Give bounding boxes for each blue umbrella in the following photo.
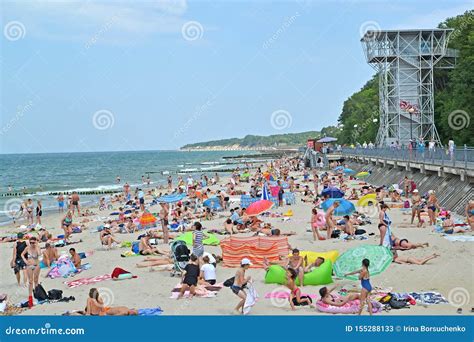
[203,197,222,210]
[333,166,344,171]
[261,183,270,200]
[321,198,355,216]
[321,187,345,198]
[156,193,186,203]
[343,168,355,174]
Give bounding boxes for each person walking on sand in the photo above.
[21,236,41,308]
[192,222,205,264]
[345,258,373,315]
[231,258,252,315]
[25,199,34,225]
[426,190,440,226]
[159,203,170,244]
[71,192,80,216]
[325,201,339,239]
[57,193,65,213]
[35,200,42,225]
[410,189,423,227]
[403,176,411,198]
[11,233,28,287]
[311,208,325,241]
[313,173,319,195]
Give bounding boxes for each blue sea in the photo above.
[0,150,255,225]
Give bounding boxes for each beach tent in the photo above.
[156,193,186,203]
[139,212,157,229]
[321,187,345,198]
[203,197,222,210]
[333,245,392,280]
[321,198,355,216]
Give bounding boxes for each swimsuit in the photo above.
[231,285,242,295]
[445,229,454,234]
[361,278,372,292]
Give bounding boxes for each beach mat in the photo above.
[65,274,111,288]
[138,307,163,316]
[174,232,220,246]
[443,235,474,242]
[264,291,317,299]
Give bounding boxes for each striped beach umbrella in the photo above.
[139,212,157,229]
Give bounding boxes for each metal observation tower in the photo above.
[361,29,457,147]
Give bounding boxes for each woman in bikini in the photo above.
[426,190,440,226]
[62,211,73,242]
[25,199,34,225]
[286,268,314,310]
[345,258,373,315]
[311,208,325,241]
[410,189,423,227]
[21,236,41,307]
[465,200,474,230]
[442,213,468,234]
[86,288,137,316]
[391,234,429,250]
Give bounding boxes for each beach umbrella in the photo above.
[260,183,270,200]
[321,187,345,198]
[343,168,355,174]
[139,212,157,229]
[156,193,186,203]
[321,198,355,216]
[357,193,377,207]
[203,197,222,210]
[246,199,274,216]
[333,245,393,280]
[333,166,344,171]
[356,171,370,179]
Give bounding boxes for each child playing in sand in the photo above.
[286,268,314,310]
[177,254,200,299]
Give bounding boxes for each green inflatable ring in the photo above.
[264,260,333,286]
[175,231,220,246]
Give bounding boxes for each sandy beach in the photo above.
[1,164,473,316]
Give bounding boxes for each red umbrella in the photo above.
[246,199,274,216]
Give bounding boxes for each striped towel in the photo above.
[221,236,289,268]
[65,274,111,288]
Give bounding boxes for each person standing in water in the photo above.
[345,258,373,315]
[57,193,65,213]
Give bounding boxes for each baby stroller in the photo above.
[170,240,190,277]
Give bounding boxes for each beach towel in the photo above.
[47,255,77,279]
[243,282,258,315]
[138,307,163,316]
[444,235,474,242]
[407,292,448,305]
[65,274,111,288]
[220,236,289,268]
[264,291,317,299]
[171,284,223,292]
[174,231,220,246]
[169,283,219,298]
[120,251,139,257]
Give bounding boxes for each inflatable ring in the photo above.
[316,297,382,314]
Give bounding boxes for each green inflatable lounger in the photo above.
[265,260,333,286]
[174,231,220,246]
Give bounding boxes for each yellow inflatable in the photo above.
[289,250,339,265]
[283,209,293,217]
[357,194,377,207]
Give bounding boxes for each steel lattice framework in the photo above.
[361,29,457,147]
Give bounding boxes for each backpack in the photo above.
[389,297,409,309]
[223,277,235,287]
[131,241,140,254]
[33,284,48,301]
[47,289,63,300]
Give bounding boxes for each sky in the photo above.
[1,0,472,153]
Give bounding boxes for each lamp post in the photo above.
[408,107,415,143]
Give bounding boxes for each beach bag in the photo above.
[132,241,140,254]
[331,230,341,239]
[389,297,409,309]
[33,284,48,301]
[404,200,410,209]
[48,289,63,300]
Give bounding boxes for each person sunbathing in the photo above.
[139,233,167,255]
[255,225,296,237]
[393,251,440,265]
[442,214,469,234]
[86,288,137,316]
[319,285,360,306]
[100,227,120,248]
[136,256,173,268]
[303,256,325,273]
[224,218,238,234]
[42,243,59,267]
[391,235,429,250]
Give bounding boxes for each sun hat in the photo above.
[241,258,252,266]
[413,189,419,193]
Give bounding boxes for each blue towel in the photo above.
[138,307,163,316]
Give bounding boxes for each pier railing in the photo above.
[340,145,474,170]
